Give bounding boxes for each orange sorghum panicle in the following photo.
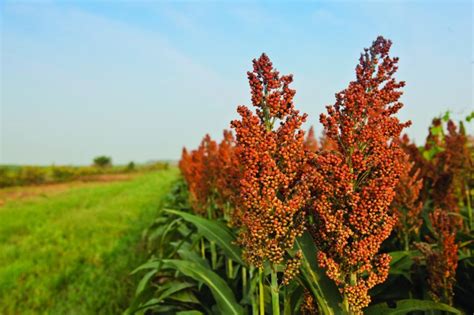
[421,119,468,228]
[231,54,309,276]
[420,118,468,215]
[410,119,464,305]
[319,129,338,152]
[282,250,303,285]
[308,36,411,313]
[304,126,319,152]
[214,130,241,220]
[179,134,219,216]
[391,135,424,249]
[416,208,458,305]
[300,289,319,315]
[179,132,241,220]
[432,120,472,218]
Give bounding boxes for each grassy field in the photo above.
[0,168,178,314]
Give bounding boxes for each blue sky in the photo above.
[1,0,472,165]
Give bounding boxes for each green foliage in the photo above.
[129,171,471,314]
[50,166,78,182]
[423,109,473,162]
[74,166,103,177]
[0,167,16,188]
[0,161,165,189]
[127,161,136,172]
[17,166,47,185]
[0,169,179,314]
[442,110,451,122]
[144,161,170,171]
[93,155,112,168]
[161,259,244,314]
[127,181,251,314]
[423,145,445,161]
[365,299,462,314]
[296,233,342,314]
[465,111,474,122]
[164,209,245,265]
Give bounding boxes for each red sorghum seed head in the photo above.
[231,54,309,275]
[308,36,410,313]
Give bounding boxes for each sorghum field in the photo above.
[125,37,473,315]
[1,34,472,314]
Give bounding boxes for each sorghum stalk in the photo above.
[259,268,265,315]
[271,268,280,315]
[342,296,350,315]
[249,267,258,315]
[403,233,410,252]
[226,258,234,279]
[466,184,472,231]
[200,238,206,259]
[342,273,357,315]
[242,266,247,293]
[210,241,217,269]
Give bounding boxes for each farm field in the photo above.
[0,168,178,314]
[2,2,473,314]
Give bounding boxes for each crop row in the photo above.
[0,158,170,188]
[128,36,473,315]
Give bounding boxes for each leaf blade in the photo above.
[162,259,244,315]
[165,209,245,265]
[365,299,462,315]
[296,232,342,315]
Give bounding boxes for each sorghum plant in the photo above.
[214,130,240,220]
[399,134,432,204]
[179,133,237,269]
[180,132,241,221]
[304,126,319,152]
[308,36,410,314]
[430,152,460,219]
[319,129,338,152]
[391,135,424,250]
[416,208,458,305]
[421,118,470,228]
[179,134,219,217]
[414,118,469,306]
[231,53,309,314]
[441,120,472,230]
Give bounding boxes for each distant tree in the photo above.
[126,161,135,171]
[93,156,112,168]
